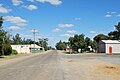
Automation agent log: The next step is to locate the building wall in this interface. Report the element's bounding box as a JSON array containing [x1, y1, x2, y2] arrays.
[[98, 43, 106, 53], [106, 44, 120, 54], [11, 45, 30, 54]]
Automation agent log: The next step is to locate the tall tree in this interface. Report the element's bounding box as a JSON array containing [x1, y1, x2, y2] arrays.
[[108, 22, 120, 40], [38, 38, 48, 51], [0, 16, 3, 28], [0, 30, 6, 55], [0, 16, 12, 55], [12, 34, 22, 44]]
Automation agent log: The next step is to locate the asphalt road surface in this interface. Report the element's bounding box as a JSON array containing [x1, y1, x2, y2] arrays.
[[0, 50, 120, 80], [0, 50, 64, 80]]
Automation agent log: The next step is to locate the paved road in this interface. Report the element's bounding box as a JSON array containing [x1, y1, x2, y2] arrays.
[[0, 50, 120, 80], [0, 50, 64, 80], [62, 53, 120, 65]]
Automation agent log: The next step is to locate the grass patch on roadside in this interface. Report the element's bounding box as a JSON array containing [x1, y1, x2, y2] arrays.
[[0, 54, 29, 60], [63, 52, 71, 54]]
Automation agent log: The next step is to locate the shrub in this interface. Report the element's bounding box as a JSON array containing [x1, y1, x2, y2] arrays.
[[0, 45, 2, 56], [2, 44, 12, 55], [12, 49, 18, 55]]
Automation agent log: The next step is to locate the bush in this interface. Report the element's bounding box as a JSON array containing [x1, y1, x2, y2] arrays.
[[0, 45, 2, 56], [2, 44, 12, 55], [12, 49, 18, 55]]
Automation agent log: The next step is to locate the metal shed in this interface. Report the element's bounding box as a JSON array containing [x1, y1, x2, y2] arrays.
[[98, 40, 120, 54]]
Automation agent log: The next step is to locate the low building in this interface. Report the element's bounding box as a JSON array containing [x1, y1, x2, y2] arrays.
[[11, 44, 44, 54], [11, 45, 30, 54], [98, 40, 120, 54], [29, 44, 44, 53]]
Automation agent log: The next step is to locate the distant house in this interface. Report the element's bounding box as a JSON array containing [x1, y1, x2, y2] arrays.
[[11, 44, 44, 54], [98, 40, 120, 54]]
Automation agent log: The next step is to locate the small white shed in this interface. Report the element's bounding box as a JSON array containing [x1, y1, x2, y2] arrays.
[[99, 40, 120, 54]]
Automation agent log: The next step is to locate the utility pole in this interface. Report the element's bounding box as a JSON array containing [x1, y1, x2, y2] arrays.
[[32, 29, 37, 52]]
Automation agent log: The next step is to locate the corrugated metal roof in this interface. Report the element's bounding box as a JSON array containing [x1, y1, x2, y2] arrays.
[[101, 40, 120, 44]]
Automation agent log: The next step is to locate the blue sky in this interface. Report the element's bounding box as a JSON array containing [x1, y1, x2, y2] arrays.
[[0, 0, 120, 47]]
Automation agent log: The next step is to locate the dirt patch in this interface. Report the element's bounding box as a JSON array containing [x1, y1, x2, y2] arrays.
[[67, 60, 75, 62], [96, 64, 120, 80], [100, 64, 120, 73]]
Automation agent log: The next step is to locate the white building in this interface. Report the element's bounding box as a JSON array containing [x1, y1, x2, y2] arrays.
[[11, 44, 44, 54], [11, 45, 30, 54], [98, 40, 120, 54]]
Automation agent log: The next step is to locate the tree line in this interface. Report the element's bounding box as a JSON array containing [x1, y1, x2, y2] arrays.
[[56, 22, 120, 53]]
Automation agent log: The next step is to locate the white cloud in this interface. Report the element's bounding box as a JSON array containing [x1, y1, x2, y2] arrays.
[[75, 18, 80, 21], [12, 0, 23, 6], [20, 34, 33, 38], [67, 30, 77, 34], [59, 24, 74, 28], [105, 14, 112, 17], [4, 16, 27, 24], [60, 34, 74, 37], [16, 23, 27, 27], [107, 12, 117, 14], [90, 31, 96, 34], [23, 5, 38, 11], [111, 12, 117, 14], [30, 29, 38, 33], [117, 14, 120, 17], [36, 0, 62, 6], [105, 11, 119, 17], [0, 4, 11, 13], [52, 28, 60, 32], [27, 0, 35, 2], [8, 26, 23, 30]]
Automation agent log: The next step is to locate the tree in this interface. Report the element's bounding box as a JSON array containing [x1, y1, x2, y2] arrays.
[[38, 38, 48, 51], [0, 30, 6, 56], [0, 16, 3, 28], [0, 16, 4, 56], [26, 39, 34, 44], [69, 34, 86, 53], [91, 40, 97, 52], [108, 22, 120, 40], [12, 34, 22, 44], [2, 44, 12, 55], [0, 16, 12, 55], [108, 31, 118, 40], [94, 34, 109, 43], [85, 37, 92, 51], [3, 31, 12, 55], [56, 40, 67, 50]]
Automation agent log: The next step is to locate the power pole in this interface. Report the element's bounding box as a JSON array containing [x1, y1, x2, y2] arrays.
[[32, 29, 37, 51]]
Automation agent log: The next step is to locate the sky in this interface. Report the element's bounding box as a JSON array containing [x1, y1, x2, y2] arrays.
[[0, 0, 120, 47]]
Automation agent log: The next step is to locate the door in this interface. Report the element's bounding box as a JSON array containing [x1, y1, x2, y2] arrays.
[[109, 46, 112, 55]]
